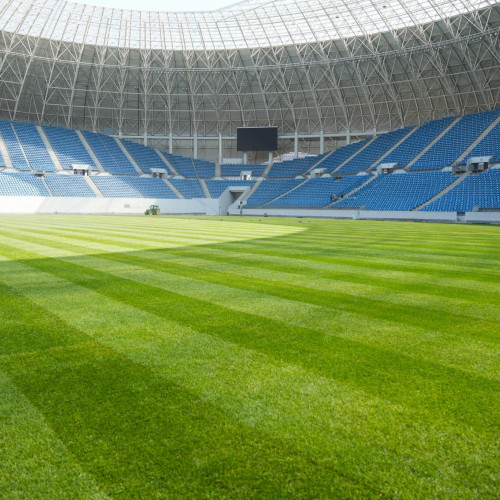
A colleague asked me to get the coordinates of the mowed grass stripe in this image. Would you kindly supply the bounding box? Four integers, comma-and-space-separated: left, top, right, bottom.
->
0, 231, 498, 380
4, 218, 500, 285
0, 257, 497, 498
0, 241, 497, 435
1, 227, 498, 328
0, 370, 109, 500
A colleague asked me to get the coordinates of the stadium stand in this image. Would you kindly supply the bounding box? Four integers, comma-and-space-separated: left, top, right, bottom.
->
267, 155, 325, 178
0, 171, 50, 196
82, 131, 138, 175
410, 110, 500, 171
169, 179, 205, 198
128, 177, 179, 199
335, 171, 455, 211
205, 180, 255, 198
336, 127, 414, 174
91, 176, 144, 197
118, 139, 169, 174
11, 122, 57, 172
463, 120, 500, 163
163, 154, 198, 177
0, 121, 32, 171
245, 179, 304, 207
44, 174, 96, 197
381, 116, 456, 168
422, 169, 500, 212
43, 126, 98, 171
318, 139, 371, 173
265, 176, 370, 207
193, 159, 216, 178
221, 164, 266, 177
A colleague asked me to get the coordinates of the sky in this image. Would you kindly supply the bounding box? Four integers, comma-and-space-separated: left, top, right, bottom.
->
76, 0, 238, 11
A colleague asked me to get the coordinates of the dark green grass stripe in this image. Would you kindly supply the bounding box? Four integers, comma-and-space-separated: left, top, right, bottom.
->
0, 282, 88, 356
3, 222, 499, 287
1, 260, 497, 498
0, 342, 371, 498
1, 227, 497, 331
0, 245, 497, 434
0, 228, 489, 330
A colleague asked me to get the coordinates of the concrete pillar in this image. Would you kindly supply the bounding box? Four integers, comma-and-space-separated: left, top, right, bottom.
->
346, 129, 351, 145
169, 133, 173, 154
144, 133, 147, 147
193, 133, 198, 159
268, 151, 273, 165
294, 131, 299, 158
218, 133, 223, 166
243, 152, 248, 165
320, 130, 324, 154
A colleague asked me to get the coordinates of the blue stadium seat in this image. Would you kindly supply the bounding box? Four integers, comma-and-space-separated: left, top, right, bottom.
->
45, 174, 96, 197
0, 172, 50, 196
246, 179, 304, 207
169, 179, 205, 198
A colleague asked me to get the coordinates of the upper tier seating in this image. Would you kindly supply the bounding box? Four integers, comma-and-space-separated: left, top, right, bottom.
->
117, 139, 168, 174
422, 169, 500, 212
265, 175, 370, 208
245, 179, 304, 207
463, 119, 500, 163
12, 122, 57, 171
44, 174, 96, 197
318, 139, 371, 173
0, 121, 31, 170
410, 109, 500, 171
0, 172, 50, 196
82, 131, 138, 175
43, 126, 98, 170
169, 179, 205, 198
205, 180, 255, 198
337, 127, 414, 174
220, 164, 266, 177
193, 159, 215, 178
335, 171, 455, 211
267, 155, 325, 178
162, 154, 197, 177
381, 116, 456, 168
91, 176, 178, 198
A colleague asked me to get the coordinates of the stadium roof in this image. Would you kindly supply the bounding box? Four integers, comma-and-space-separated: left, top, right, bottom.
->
0, 0, 498, 150
1, 0, 495, 50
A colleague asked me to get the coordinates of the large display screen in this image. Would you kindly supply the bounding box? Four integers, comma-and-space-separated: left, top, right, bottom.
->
237, 127, 278, 151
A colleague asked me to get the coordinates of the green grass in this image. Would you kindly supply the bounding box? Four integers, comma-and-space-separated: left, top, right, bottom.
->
0, 215, 498, 499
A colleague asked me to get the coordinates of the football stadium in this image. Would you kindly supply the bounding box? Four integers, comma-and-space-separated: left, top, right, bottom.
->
0, 0, 499, 497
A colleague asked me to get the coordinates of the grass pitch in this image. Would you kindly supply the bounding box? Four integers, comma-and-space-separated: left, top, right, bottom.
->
0, 215, 498, 499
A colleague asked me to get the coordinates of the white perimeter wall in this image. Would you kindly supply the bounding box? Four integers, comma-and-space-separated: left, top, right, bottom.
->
0, 196, 220, 215
230, 206, 500, 224
0, 196, 499, 224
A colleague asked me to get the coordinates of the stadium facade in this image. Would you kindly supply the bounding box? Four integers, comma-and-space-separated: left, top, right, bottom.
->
0, 0, 498, 161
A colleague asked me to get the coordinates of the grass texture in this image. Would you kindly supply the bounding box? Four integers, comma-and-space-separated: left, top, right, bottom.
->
0, 214, 498, 499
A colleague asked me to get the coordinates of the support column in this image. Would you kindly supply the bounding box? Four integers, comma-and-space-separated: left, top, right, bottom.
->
294, 131, 299, 158
193, 133, 198, 159
144, 133, 147, 147
268, 151, 273, 166
346, 130, 351, 145
218, 133, 223, 166
169, 133, 173, 154
243, 152, 248, 165
319, 130, 324, 154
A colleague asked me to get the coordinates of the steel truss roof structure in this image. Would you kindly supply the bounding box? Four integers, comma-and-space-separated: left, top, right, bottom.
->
0, 0, 498, 150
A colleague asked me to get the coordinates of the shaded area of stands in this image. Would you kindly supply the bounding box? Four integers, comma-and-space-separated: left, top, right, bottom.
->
266, 176, 369, 208
335, 172, 455, 211
318, 139, 370, 173
422, 169, 500, 212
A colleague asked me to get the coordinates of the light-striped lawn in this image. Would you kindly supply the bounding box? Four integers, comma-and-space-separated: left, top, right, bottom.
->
0, 215, 498, 499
